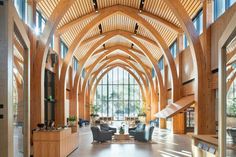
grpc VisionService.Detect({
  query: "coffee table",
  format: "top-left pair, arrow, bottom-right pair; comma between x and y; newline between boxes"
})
114,133 -> 130,140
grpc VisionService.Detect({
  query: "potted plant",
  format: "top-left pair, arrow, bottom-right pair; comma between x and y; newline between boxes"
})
119,125 -> 125,134
68,115 -> 76,126
227,98 -> 236,143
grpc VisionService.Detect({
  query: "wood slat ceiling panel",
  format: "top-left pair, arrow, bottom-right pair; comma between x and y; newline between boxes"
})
58,0 -> 95,28
105,35 -> 131,48
143,0 -> 180,27
97,0 -> 141,9
130,50 -> 152,67
133,36 -> 162,61
84,52 -> 102,68
180,0 -> 202,19
101,13 -> 136,33
37,0 -> 60,19
130,60 -> 145,72
137,25 -> 155,41
75,36 -> 104,61
141,16 -> 177,46
61,15 -> 98,46
83,26 -> 100,41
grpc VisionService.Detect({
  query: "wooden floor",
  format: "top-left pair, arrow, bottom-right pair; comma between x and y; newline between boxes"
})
69,126 -> 193,157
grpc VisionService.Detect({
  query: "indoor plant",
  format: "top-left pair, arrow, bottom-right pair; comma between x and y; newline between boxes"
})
68,115 -> 76,126
119,125 -> 125,134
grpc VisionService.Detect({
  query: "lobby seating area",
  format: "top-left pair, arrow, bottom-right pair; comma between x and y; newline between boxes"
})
1,0 -> 236,157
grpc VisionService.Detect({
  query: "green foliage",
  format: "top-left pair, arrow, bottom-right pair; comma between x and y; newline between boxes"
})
68,115 -> 76,122
90,104 -> 100,117
227,98 -> 236,117
119,126 -> 125,134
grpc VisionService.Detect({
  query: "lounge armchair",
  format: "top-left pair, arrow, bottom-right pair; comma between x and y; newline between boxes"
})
91,126 -> 113,142
134,126 -> 154,142
129,123 -> 146,136
100,123 -> 117,135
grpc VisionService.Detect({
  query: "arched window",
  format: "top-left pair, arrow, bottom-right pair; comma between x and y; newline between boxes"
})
94,67 -> 142,120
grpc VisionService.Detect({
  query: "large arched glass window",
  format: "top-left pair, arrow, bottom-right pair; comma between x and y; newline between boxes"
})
94,67 -> 143,120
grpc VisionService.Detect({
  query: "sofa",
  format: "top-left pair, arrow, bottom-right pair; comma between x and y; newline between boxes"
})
134,126 -> 154,142
100,123 -> 117,135
129,123 -> 146,136
91,126 -> 113,142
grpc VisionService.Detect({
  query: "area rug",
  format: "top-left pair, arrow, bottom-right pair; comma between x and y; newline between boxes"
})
92,137 -> 158,145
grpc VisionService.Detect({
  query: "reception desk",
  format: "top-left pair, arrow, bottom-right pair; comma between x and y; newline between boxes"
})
191,135 -> 218,157
33,128 -> 79,157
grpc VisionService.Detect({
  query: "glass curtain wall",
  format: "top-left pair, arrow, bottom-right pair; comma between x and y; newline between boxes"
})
94,67 -> 142,120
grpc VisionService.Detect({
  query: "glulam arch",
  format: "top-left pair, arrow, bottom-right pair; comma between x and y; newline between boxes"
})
78,56 -> 150,118
90,64 -> 147,107
58,6 -> 180,122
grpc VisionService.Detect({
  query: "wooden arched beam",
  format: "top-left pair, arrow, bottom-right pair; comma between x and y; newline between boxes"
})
56,5 -> 182,35
83,55 -> 155,118
89,63 -> 147,97
59,5 -> 178,104
59,6 -> 181,124
164,0 -> 214,134
81,47 -> 154,98
77,31 -> 162,100
31,0 -> 74,125
89,59 -> 147,89
89,64 -> 147,107
87,56 -> 149,92
71,32 -> 163,117
81,45 -> 153,88
91,45 -> 145,57
81,29 -> 158,49
78,56 -> 149,118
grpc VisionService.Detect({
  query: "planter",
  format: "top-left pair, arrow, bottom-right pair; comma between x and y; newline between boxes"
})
68,121 -> 76,127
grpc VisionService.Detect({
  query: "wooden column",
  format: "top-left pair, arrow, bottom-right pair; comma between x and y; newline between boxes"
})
159,63 -> 168,129
172,34 -> 185,134
0,1 -> 14,156
78,79 -> 85,119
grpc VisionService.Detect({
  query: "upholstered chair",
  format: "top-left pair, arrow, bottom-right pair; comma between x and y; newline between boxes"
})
134,126 -> 154,142
129,123 -> 146,136
91,126 -> 113,142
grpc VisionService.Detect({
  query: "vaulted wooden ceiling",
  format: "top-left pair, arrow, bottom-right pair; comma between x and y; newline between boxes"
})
37,0 -> 202,70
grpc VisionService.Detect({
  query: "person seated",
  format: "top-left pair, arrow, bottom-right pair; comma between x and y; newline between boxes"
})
129,123 -> 146,136
100,123 -> 117,135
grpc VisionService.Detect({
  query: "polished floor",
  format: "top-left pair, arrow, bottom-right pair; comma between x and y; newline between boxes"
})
69,125 -> 193,157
